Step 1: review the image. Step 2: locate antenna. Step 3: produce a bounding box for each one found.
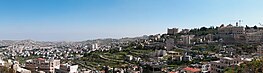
[239,20,243,26]
[259,23,263,26]
[229,19,243,26]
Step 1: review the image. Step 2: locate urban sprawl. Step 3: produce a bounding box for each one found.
[1,22,263,73]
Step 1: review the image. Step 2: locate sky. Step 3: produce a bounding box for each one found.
[0,0,263,41]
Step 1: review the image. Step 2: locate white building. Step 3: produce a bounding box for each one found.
[0,59,5,66]
[201,64,210,73]
[180,35,195,45]
[58,63,78,73]
[12,61,31,73]
[92,43,99,51]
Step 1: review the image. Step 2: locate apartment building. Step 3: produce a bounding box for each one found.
[246,31,263,43]
[25,58,60,73]
[210,57,241,73]
[165,38,175,51]
[179,35,195,45]
[218,24,245,44]
[167,51,182,61]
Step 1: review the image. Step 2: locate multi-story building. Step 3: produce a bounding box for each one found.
[246,31,263,43]
[165,38,175,51]
[179,35,195,45]
[25,58,60,73]
[245,27,263,43]
[245,26,263,33]
[218,24,245,44]
[167,28,179,35]
[92,43,99,50]
[210,57,241,73]
[204,34,214,42]
[167,51,182,61]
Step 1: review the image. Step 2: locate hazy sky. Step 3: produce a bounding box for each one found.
[0,0,263,41]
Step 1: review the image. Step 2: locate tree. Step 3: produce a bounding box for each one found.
[220,24,225,27]
[225,58,263,73]
[200,27,208,31]
[0,66,16,73]
[253,25,258,29]
[245,25,250,29]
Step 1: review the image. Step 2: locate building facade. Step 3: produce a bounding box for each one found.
[167,28,179,35]
[218,24,245,44]
[57,63,78,73]
[210,57,241,73]
[179,35,195,45]
[25,58,60,73]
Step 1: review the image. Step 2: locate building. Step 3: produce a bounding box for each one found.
[182,67,201,73]
[25,58,60,73]
[182,55,193,62]
[245,26,263,43]
[0,59,5,66]
[257,45,263,56]
[167,28,179,35]
[142,62,163,73]
[11,61,32,73]
[201,63,210,73]
[57,63,78,73]
[245,26,263,33]
[179,35,195,45]
[246,31,263,43]
[92,43,99,50]
[165,38,175,51]
[153,50,167,57]
[149,34,162,41]
[218,24,245,44]
[204,34,214,43]
[167,51,182,61]
[219,24,263,44]
[180,29,190,34]
[210,57,241,73]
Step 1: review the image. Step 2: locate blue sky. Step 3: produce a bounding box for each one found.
[0,0,263,41]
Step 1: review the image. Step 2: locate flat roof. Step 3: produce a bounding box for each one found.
[223,57,234,60]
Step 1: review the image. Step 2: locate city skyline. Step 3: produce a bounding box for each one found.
[0,0,263,41]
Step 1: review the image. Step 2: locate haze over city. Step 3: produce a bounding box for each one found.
[2,0,263,73]
[0,0,263,41]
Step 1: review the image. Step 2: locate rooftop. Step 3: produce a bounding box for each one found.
[223,57,234,60]
[183,67,201,72]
